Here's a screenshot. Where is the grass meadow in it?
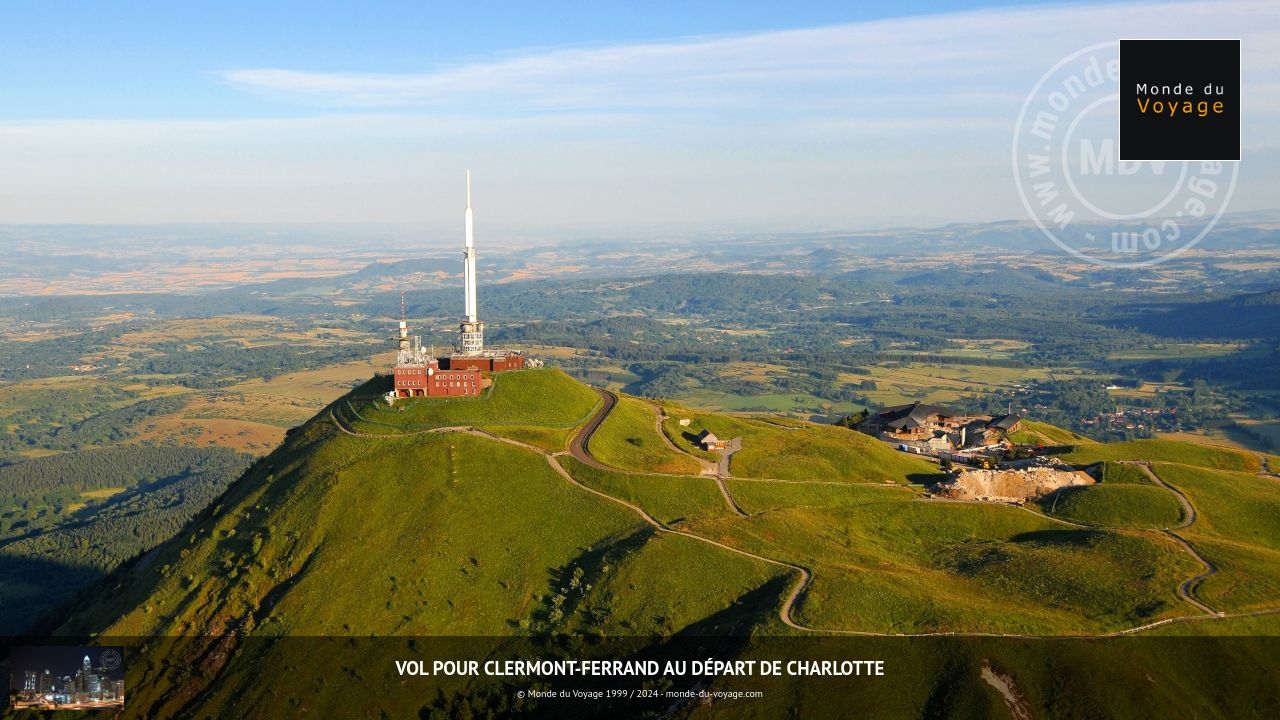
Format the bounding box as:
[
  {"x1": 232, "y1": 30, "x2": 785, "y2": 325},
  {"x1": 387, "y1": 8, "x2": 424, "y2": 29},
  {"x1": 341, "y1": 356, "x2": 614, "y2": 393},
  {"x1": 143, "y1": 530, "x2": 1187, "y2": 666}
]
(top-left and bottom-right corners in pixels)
[{"x1": 588, "y1": 396, "x2": 702, "y2": 475}]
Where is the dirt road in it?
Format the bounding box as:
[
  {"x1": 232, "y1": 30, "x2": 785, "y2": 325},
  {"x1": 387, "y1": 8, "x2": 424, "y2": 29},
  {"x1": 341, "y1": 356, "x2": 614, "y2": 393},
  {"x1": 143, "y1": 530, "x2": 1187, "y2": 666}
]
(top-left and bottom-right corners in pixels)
[{"x1": 1119, "y1": 461, "x2": 1220, "y2": 616}]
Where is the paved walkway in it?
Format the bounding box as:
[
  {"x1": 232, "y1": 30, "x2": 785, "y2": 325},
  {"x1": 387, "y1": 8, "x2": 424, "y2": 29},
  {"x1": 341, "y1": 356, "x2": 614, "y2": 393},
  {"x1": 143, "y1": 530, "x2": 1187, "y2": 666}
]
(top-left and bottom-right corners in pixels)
[
  {"x1": 714, "y1": 438, "x2": 749, "y2": 517},
  {"x1": 567, "y1": 388, "x2": 617, "y2": 471}
]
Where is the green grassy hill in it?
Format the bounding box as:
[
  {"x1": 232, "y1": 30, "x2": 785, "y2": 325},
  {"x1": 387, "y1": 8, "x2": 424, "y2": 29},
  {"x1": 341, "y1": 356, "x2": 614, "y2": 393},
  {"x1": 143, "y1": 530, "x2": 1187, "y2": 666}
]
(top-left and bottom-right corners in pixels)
[
  {"x1": 1063, "y1": 438, "x2": 1261, "y2": 472},
  {"x1": 703, "y1": 481, "x2": 1195, "y2": 634},
  {"x1": 1038, "y1": 484, "x2": 1186, "y2": 528},
  {"x1": 1010, "y1": 419, "x2": 1094, "y2": 445},
  {"x1": 341, "y1": 368, "x2": 599, "y2": 451},
  {"x1": 1099, "y1": 461, "x2": 1155, "y2": 484},
  {"x1": 35, "y1": 369, "x2": 1280, "y2": 718},
  {"x1": 588, "y1": 395, "x2": 702, "y2": 475},
  {"x1": 1152, "y1": 463, "x2": 1280, "y2": 612},
  {"x1": 661, "y1": 404, "x2": 940, "y2": 483}
]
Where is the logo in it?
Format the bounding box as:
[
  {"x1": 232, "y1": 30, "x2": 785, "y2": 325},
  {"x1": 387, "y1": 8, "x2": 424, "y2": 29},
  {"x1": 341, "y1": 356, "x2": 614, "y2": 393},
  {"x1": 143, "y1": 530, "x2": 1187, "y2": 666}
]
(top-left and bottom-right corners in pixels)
[
  {"x1": 1012, "y1": 42, "x2": 1238, "y2": 267},
  {"x1": 1119, "y1": 39, "x2": 1240, "y2": 161},
  {"x1": 99, "y1": 648, "x2": 122, "y2": 671}
]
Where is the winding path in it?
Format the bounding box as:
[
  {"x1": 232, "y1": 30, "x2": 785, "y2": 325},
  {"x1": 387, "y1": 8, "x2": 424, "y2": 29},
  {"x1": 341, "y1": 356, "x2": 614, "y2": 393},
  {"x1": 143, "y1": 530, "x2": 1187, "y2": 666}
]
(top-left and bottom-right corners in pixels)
[
  {"x1": 567, "y1": 388, "x2": 617, "y2": 471},
  {"x1": 714, "y1": 438, "x2": 749, "y2": 517},
  {"x1": 1118, "y1": 460, "x2": 1222, "y2": 616},
  {"x1": 628, "y1": 396, "x2": 746, "y2": 515},
  {"x1": 329, "y1": 395, "x2": 1277, "y2": 638}
]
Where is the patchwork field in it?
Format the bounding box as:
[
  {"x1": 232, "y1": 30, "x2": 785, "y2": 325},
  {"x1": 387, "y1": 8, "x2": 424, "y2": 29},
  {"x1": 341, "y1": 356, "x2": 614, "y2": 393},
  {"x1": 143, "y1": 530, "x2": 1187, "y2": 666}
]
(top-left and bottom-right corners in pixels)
[
  {"x1": 230, "y1": 352, "x2": 395, "y2": 405},
  {"x1": 133, "y1": 417, "x2": 286, "y2": 454},
  {"x1": 1105, "y1": 343, "x2": 1244, "y2": 361},
  {"x1": 842, "y1": 362, "x2": 1094, "y2": 407}
]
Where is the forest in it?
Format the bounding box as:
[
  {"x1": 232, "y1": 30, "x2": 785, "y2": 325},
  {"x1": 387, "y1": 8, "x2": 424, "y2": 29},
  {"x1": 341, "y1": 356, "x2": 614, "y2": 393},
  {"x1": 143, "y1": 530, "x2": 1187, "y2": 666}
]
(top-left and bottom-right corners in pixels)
[
  {"x1": 1, "y1": 395, "x2": 191, "y2": 455},
  {"x1": 0, "y1": 446, "x2": 250, "y2": 634}
]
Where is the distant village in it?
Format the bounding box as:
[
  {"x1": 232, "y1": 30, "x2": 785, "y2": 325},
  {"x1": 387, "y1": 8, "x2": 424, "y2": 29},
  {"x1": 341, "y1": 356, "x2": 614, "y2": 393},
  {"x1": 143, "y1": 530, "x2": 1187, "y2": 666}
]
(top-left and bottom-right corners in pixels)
[{"x1": 1079, "y1": 406, "x2": 1184, "y2": 434}]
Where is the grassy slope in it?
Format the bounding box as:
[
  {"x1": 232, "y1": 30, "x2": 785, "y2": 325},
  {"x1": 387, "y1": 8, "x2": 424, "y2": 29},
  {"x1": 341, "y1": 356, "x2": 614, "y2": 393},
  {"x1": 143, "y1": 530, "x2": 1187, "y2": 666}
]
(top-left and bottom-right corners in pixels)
[
  {"x1": 694, "y1": 482, "x2": 1197, "y2": 634},
  {"x1": 1154, "y1": 463, "x2": 1280, "y2": 611},
  {"x1": 1155, "y1": 464, "x2": 1280, "y2": 549},
  {"x1": 1038, "y1": 484, "x2": 1185, "y2": 529},
  {"x1": 1100, "y1": 461, "x2": 1154, "y2": 484},
  {"x1": 588, "y1": 395, "x2": 701, "y2": 474},
  {"x1": 479, "y1": 424, "x2": 574, "y2": 453},
  {"x1": 1141, "y1": 613, "x2": 1280, "y2": 635},
  {"x1": 662, "y1": 407, "x2": 940, "y2": 483},
  {"x1": 54, "y1": 402, "x2": 782, "y2": 718},
  {"x1": 561, "y1": 456, "x2": 729, "y2": 525},
  {"x1": 726, "y1": 480, "x2": 920, "y2": 515},
  {"x1": 1064, "y1": 439, "x2": 1260, "y2": 473},
  {"x1": 1013, "y1": 420, "x2": 1094, "y2": 445},
  {"x1": 60, "y1": 424, "x2": 777, "y2": 640}
]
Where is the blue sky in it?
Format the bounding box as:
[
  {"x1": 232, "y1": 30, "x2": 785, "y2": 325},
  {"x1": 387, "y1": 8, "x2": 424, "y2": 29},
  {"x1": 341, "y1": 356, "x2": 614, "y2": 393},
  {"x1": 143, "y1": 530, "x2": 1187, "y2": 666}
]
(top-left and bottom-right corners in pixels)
[
  {"x1": 1, "y1": 0, "x2": 1276, "y2": 233},
  {"x1": 2, "y1": 0, "x2": 1071, "y2": 120}
]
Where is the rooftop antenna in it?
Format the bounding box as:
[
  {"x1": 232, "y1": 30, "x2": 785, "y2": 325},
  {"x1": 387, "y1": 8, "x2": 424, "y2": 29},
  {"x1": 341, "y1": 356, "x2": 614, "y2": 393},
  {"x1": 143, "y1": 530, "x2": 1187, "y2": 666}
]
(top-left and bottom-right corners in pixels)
[{"x1": 396, "y1": 289, "x2": 410, "y2": 356}]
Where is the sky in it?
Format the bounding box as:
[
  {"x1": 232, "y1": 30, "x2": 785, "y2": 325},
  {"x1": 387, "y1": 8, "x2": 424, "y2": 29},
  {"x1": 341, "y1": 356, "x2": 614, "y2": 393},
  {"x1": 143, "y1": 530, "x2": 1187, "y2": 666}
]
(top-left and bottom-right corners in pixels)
[{"x1": 1, "y1": 0, "x2": 1278, "y2": 238}]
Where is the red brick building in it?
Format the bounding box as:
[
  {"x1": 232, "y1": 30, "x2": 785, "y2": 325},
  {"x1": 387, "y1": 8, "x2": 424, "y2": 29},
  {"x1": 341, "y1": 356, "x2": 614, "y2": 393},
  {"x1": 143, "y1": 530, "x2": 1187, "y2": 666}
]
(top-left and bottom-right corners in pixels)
[{"x1": 393, "y1": 360, "x2": 482, "y2": 398}]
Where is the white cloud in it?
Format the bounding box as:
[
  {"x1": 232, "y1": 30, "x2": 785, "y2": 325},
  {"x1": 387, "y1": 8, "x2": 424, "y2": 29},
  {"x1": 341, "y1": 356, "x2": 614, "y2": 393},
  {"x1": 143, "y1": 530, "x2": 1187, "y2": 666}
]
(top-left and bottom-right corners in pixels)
[
  {"x1": 220, "y1": 0, "x2": 1280, "y2": 117},
  {"x1": 2, "y1": 0, "x2": 1277, "y2": 228}
]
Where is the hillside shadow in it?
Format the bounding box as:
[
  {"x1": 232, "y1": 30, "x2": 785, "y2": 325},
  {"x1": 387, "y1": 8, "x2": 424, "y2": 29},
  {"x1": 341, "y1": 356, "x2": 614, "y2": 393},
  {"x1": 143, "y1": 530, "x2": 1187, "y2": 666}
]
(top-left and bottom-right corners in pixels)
[
  {"x1": 61, "y1": 468, "x2": 204, "y2": 529},
  {"x1": 0, "y1": 553, "x2": 103, "y2": 635},
  {"x1": 672, "y1": 574, "x2": 791, "y2": 637},
  {"x1": 535, "y1": 527, "x2": 656, "y2": 631},
  {"x1": 907, "y1": 471, "x2": 949, "y2": 487}
]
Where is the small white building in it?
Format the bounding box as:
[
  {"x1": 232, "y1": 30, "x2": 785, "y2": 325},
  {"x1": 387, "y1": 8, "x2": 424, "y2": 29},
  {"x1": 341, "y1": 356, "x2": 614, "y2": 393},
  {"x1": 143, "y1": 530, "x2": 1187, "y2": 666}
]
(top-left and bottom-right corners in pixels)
[{"x1": 696, "y1": 430, "x2": 727, "y2": 451}]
